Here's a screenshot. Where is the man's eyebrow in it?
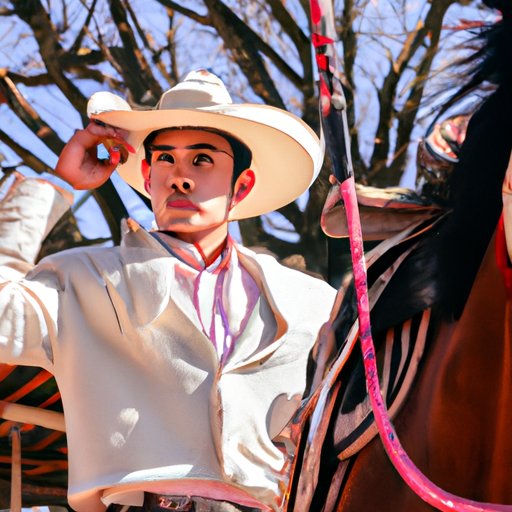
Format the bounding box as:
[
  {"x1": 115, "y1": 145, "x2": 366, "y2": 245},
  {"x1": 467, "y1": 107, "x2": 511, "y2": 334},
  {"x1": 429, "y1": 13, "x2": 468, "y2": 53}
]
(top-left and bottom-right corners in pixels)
[
  {"x1": 149, "y1": 143, "x2": 233, "y2": 157},
  {"x1": 186, "y1": 143, "x2": 222, "y2": 151},
  {"x1": 150, "y1": 143, "x2": 220, "y2": 151}
]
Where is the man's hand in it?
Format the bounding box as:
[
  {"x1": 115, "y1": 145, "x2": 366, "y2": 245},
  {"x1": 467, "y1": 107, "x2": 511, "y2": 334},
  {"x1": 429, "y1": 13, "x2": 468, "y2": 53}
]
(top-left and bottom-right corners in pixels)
[{"x1": 54, "y1": 121, "x2": 134, "y2": 190}]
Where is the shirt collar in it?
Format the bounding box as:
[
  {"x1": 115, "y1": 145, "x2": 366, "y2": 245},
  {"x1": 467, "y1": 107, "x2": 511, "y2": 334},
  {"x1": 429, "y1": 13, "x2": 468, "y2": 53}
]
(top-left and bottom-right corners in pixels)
[{"x1": 153, "y1": 231, "x2": 231, "y2": 271}]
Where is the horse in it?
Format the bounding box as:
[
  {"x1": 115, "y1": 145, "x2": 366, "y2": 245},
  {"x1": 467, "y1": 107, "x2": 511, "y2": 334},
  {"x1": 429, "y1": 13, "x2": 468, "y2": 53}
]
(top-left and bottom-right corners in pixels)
[
  {"x1": 285, "y1": 2, "x2": 512, "y2": 510},
  {"x1": 0, "y1": 4, "x2": 510, "y2": 512}
]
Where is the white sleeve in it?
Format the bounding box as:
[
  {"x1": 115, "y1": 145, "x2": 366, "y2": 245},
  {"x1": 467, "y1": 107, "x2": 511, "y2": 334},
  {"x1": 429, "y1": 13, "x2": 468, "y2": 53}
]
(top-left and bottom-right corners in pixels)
[
  {"x1": 0, "y1": 175, "x2": 71, "y2": 370},
  {"x1": 0, "y1": 276, "x2": 58, "y2": 370},
  {"x1": 0, "y1": 174, "x2": 72, "y2": 274}
]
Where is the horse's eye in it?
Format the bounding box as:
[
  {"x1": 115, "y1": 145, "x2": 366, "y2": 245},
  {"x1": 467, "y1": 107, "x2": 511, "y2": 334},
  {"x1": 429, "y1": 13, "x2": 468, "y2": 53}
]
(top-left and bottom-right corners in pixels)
[
  {"x1": 156, "y1": 153, "x2": 175, "y2": 164},
  {"x1": 193, "y1": 153, "x2": 213, "y2": 165}
]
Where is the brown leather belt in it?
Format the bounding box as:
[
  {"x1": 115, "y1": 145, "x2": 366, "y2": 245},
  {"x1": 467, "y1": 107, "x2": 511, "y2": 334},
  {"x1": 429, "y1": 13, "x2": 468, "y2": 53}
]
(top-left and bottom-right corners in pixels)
[
  {"x1": 107, "y1": 493, "x2": 261, "y2": 511},
  {"x1": 146, "y1": 494, "x2": 193, "y2": 510},
  {"x1": 107, "y1": 494, "x2": 192, "y2": 511}
]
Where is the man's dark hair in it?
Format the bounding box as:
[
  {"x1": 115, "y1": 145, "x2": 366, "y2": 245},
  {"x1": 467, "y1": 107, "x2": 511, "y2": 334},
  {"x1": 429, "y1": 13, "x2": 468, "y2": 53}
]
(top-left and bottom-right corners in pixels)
[{"x1": 143, "y1": 127, "x2": 252, "y2": 185}]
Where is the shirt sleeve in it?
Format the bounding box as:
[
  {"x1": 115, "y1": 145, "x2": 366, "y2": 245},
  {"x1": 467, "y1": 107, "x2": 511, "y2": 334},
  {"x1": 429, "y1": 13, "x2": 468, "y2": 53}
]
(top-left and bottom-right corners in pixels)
[
  {"x1": 0, "y1": 175, "x2": 71, "y2": 371},
  {"x1": 0, "y1": 275, "x2": 58, "y2": 370}
]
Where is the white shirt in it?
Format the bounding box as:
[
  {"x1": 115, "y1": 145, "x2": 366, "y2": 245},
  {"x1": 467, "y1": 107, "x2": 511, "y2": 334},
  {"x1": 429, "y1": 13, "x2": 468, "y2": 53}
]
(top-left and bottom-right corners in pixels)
[{"x1": 152, "y1": 232, "x2": 261, "y2": 361}]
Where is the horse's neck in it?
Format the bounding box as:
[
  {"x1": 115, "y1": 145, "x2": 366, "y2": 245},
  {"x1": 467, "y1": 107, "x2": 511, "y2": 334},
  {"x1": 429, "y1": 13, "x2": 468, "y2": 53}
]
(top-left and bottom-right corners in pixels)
[
  {"x1": 434, "y1": 232, "x2": 509, "y2": 369},
  {"x1": 426, "y1": 232, "x2": 512, "y2": 499}
]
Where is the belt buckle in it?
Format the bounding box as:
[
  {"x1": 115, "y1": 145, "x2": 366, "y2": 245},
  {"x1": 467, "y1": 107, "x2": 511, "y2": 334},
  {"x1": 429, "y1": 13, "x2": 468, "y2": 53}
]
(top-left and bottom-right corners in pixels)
[{"x1": 157, "y1": 496, "x2": 193, "y2": 511}]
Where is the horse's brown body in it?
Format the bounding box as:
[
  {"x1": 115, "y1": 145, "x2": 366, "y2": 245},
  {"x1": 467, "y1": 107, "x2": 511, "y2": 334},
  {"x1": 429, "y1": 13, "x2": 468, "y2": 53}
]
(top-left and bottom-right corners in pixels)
[{"x1": 338, "y1": 236, "x2": 512, "y2": 511}]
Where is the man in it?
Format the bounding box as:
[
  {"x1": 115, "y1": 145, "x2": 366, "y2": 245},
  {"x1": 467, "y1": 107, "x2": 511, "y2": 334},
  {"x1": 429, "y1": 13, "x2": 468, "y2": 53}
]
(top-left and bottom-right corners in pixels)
[{"x1": 0, "y1": 70, "x2": 336, "y2": 512}]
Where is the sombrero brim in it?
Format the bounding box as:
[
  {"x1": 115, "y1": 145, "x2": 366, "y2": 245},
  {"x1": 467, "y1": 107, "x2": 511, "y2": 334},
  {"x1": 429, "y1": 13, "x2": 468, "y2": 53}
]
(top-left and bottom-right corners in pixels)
[{"x1": 96, "y1": 104, "x2": 323, "y2": 220}]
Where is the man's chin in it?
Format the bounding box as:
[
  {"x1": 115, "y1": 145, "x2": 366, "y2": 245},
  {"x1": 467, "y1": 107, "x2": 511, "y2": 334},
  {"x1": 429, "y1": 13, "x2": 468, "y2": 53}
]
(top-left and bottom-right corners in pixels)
[
  {"x1": 154, "y1": 211, "x2": 195, "y2": 229},
  {"x1": 156, "y1": 221, "x2": 193, "y2": 233},
  {"x1": 156, "y1": 217, "x2": 220, "y2": 235}
]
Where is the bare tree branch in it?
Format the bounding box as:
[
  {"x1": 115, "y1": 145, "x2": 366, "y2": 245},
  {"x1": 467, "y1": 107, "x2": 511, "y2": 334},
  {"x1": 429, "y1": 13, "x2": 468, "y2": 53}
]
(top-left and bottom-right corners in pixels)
[
  {"x1": 155, "y1": 0, "x2": 209, "y2": 25},
  {"x1": 389, "y1": 33, "x2": 445, "y2": 182},
  {"x1": 5, "y1": 51, "x2": 110, "y2": 89},
  {"x1": 339, "y1": 0, "x2": 366, "y2": 179},
  {"x1": 60, "y1": 0, "x2": 70, "y2": 33},
  {"x1": 263, "y1": 1, "x2": 315, "y2": 124},
  {"x1": 297, "y1": 0, "x2": 310, "y2": 21},
  {"x1": 166, "y1": 9, "x2": 180, "y2": 83},
  {"x1": 368, "y1": 0, "x2": 457, "y2": 185},
  {"x1": 108, "y1": 0, "x2": 163, "y2": 104},
  {"x1": 202, "y1": 0, "x2": 286, "y2": 109},
  {"x1": 163, "y1": 0, "x2": 303, "y2": 99},
  {"x1": 82, "y1": 23, "x2": 127, "y2": 81},
  {"x1": 123, "y1": 0, "x2": 174, "y2": 86},
  {"x1": 0, "y1": 72, "x2": 65, "y2": 153},
  {"x1": 69, "y1": 0, "x2": 99, "y2": 54},
  {"x1": 12, "y1": 0, "x2": 89, "y2": 122},
  {"x1": 251, "y1": 33, "x2": 304, "y2": 91},
  {"x1": 3, "y1": 70, "x2": 53, "y2": 86},
  {"x1": 0, "y1": 129, "x2": 54, "y2": 175},
  {"x1": 231, "y1": 2, "x2": 307, "y2": 91},
  {"x1": 266, "y1": 0, "x2": 310, "y2": 53}
]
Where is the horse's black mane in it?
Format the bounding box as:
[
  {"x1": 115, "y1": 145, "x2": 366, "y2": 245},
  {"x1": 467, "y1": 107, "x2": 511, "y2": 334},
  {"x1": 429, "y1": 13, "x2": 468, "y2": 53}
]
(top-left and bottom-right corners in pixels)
[
  {"x1": 438, "y1": 0, "x2": 512, "y2": 120},
  {"x1": 369, "y1": 0, "x2": 512, "y2": 327}
]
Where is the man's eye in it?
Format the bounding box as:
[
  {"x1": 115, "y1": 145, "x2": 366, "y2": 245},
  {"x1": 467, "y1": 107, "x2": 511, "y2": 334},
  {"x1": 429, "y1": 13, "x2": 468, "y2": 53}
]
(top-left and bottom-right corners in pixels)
[
  {"x1": 156, "y1": 153, "x2": 174, "y2": 163},
  {"x1": 193, "y1": 153, "x2": 213, "y2": 165}
]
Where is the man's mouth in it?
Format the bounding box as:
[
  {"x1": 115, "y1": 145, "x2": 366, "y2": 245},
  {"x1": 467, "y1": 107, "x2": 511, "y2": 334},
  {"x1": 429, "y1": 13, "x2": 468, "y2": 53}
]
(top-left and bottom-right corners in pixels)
[{"x1": 166, "y1": 199, "x2": 198, "y2": 210}]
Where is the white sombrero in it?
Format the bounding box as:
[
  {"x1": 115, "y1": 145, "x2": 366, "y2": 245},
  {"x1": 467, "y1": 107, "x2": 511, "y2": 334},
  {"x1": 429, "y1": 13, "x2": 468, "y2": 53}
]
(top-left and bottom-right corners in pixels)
[{"x1": 87, "y1": 69, "x2": 324, "y2": 220}]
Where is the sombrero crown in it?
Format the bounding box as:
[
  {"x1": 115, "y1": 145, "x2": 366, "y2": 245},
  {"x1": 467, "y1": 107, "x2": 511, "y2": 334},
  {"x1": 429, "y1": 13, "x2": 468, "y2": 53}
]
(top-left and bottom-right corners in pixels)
[{"x1": 88, "y1": 69, "x2": 324, "y2": 220}]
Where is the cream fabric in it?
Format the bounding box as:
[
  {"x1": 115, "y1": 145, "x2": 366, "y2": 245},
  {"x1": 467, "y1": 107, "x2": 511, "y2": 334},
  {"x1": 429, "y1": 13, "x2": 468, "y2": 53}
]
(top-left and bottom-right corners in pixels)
[
  {"x1": 0, "y1": 181, "x2": 336, "y2": 512},
  {"x1": 150, "y1": 232, "x2": 264, "y2": 361},
  {"x1": 0, "y1": 176, "x2": 70, "y2": 276}
]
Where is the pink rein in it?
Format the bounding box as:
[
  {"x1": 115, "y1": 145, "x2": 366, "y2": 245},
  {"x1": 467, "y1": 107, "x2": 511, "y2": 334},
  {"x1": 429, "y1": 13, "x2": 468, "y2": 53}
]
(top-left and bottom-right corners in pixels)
[{"x1": 341, "y1": 176, "x2": 512, "y2": 511}]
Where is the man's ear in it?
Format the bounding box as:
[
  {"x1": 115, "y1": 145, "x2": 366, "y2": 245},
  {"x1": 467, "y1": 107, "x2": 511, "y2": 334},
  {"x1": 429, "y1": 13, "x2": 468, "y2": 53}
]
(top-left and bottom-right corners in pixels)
[
  {"x1": 230, "y1": 169, "x2": 255, "y2": 211},
  {"x1": 142, "y1": 160, "x2": 151, "y2": 195}
]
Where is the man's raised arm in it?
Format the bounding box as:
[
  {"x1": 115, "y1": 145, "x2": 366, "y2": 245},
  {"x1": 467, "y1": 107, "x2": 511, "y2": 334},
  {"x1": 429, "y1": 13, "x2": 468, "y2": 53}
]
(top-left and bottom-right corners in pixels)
[{"x1": 0, "y1": 174, "x2": 71, "y2": 369}]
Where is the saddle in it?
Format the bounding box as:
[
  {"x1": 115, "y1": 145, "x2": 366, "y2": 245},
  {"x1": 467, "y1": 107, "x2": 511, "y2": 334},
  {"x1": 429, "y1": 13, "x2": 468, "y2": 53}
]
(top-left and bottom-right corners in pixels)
[
  {"x1": 283, "y1": 210, "x2": 449, "y2": 512},
  {"x1": 293, "y1": 203, "x2": 449, "y2": 473}
]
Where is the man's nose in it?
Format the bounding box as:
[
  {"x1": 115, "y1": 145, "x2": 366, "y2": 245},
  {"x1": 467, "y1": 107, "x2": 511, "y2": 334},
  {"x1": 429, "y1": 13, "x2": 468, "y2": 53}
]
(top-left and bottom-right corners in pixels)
[{"x1": 168, "y1": 176, "x2": 195, "y2": 193}]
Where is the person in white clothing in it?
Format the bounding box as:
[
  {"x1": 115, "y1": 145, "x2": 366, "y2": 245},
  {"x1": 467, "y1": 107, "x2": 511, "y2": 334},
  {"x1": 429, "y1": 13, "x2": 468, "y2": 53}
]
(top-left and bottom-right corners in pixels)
[{"x1": 0, "y1": 70, "x2": 336, "y2": 512}]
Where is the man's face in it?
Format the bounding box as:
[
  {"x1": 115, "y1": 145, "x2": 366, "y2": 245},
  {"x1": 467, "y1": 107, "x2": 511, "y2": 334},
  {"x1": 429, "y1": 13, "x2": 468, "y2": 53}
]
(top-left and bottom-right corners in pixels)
[{"x1": 146, "y1": 129, "x2": 235, "y2": 242}]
